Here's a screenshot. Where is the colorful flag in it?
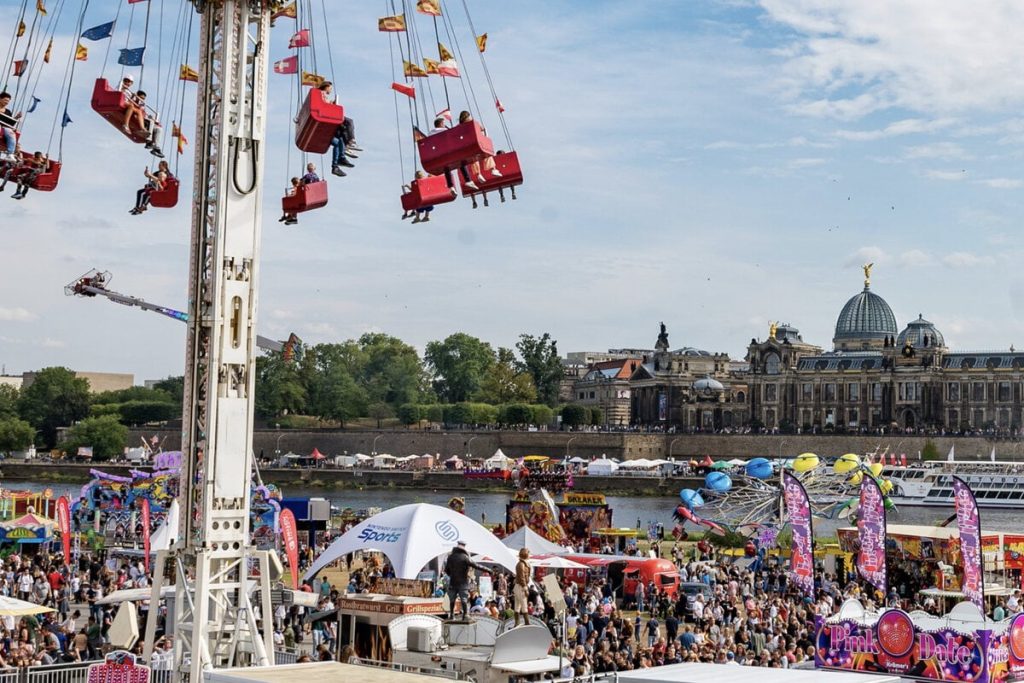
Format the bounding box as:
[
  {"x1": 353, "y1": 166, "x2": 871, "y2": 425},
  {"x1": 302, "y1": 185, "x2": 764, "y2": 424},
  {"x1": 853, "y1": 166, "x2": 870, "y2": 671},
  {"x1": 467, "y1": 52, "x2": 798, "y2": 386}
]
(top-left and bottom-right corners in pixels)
[
  {"x1": 43, "y1": 39, "x2": 52, "y2": 64},
  {"x1": 438, "y1": 42, "x2": 454, "y2": 61},
  {"x1": 857, "y1": 474, "x2": 887, "y2": 597},
  {"x1": 952, "y1": 476, "x2": 984, "y2": 611},
  {"x1": 416, "y1": 0, "x2": 441, "y2": 16},
  {"x1": 422, "y1": 57, "x2": 439, "y2": 75},
  {"x1": 172, "y1": 122, "x2": 188, "y2": 154},
  {"x1": 412, "y1": 126, "x2": 426, "y2": 142},
  {"x1": 179, "y1": 64, "x2": 198, "y2": 82},
  {"x1": 141, "y1": 499, "x2": 151, "y2": 572},
  {"x1": 118, "y1": 47, "x2": 145, "y2": 66},
  {"x1": 273, "y1": 55, "x2": 298, "y2": 74},
  {"x1": 27, "y1": 96, "x2": 40, "y2": 113},
  {"x1": 437, "y1": 59, "x2": 459, "y2": 78},
  {"x1": 288, "y1": 28, "x2": 309, "y2": 48},
  {"x1": 127, "y1": 0, "x2": 148, "y2": 3},
  {"x1": 280, "y1": 509, "x2": 298, "y2": 590},
  {"x1": 56, "y1": 496, "x2": 71, "y2": 566},
  {"x1": 301, "y1": 70, "x2": 324, "y2": 87},
  {"x1": 75, "y1": 44, "x2": 88, "y2": 61},
  {"x1": 391, "y1": 81, "x2": 415, "y2": 99},
  {"x1": 272, "y1": 1, "x2": 296, "y2": 20},
  {"x1": 17, "y1": 21, "x2": 25, "y2": 38},
  {"x1": 36, "y1": 0, "x2": 46, "y2": 16},
  {"x1": 81, "y1": 21, "x2": 115, "y2": 40},
  {"x1": 475, "y1": 33, "x2": 487, "y2": 52},
  {"x1": 436, "y1": 108, "x2": 452, "y2": 123},
  {"x1": 403, "y1": 60, "x2": 427, "y2": 78},
  {"x1": 12, "y1": 60, "x2": 28, "y2": 77},
  {"x1": 495, "y1": 98, "x2": 505, "y2": 113},
  {"x1": 61, "y1": 109, "x2": 71, "y2": 127},
  {"x1": 782, "y1": 471, "x2": 815, "y2": 600},
  {"x1": 378, "y1": 14, "x2": 406, "y2": 31}
]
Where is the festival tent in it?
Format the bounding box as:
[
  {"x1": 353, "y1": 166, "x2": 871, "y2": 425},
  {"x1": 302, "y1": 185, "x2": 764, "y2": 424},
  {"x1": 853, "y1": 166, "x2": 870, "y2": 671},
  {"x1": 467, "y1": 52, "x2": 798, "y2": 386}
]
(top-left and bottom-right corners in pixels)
[
  {"x1": 529, "y1": 556, "x2": 588, "y2": 570},
  {"x1": 568, "y1": 456, "x2": 589, "y2": 465},
  {"x1": 0, "y1": 595, "x2": 53, "y2": 616},
  {"x1": 587, "y1": 458, "x2": 619, "y2": 476},
  {"x1": 354, "y1": 453, "x2": 372, "y2": 461},
  {"x1": 373, "y1": 454, "x2": 397, "y2": 469},
  {"x1": 484, "y1": 450, "x2": 514, "y2": 470},
  {"x1": 445, "y1": 455, "x2": 464, "y2": 470},
  {"x1": 0, "y1": 513, "x2": 55, "y2": 544},
  {"x1": 310, "y1": 448, "x2": 327, "y2": 460},
  {"x1": 303, "y1": 503, "x2": 517, "y2": 580},
  {"x1": 619, "y1": 459, "x2": 655, "y2": 469},
  {"x1": 502, "y1": 525, "x2": 570, "y2": 555},
  {"x1": 150, "y1": 500, "x2": 180, "y2": 552}
]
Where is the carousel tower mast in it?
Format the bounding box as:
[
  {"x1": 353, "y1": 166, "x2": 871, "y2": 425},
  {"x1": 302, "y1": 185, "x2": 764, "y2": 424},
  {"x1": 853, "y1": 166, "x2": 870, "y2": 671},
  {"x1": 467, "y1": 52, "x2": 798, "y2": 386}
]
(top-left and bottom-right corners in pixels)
[{"x1": 144, "y1": 1, "x2": 274, "y2": 680}]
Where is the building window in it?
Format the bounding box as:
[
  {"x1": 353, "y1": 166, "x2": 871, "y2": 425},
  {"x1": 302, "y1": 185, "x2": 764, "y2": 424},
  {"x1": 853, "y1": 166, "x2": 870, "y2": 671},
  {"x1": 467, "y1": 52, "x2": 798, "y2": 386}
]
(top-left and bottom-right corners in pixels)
[
  {"x1": 765, "y1": 384, "x2": 777, "y2": 402},
  {"x1": 764, "y1": 409, "x2": 776, "y2": 428},
  {"x1": 1000, "y1": 409, "x2": 1011, "y2": 427},
  {"x1": 973, "y1": 408, "x2": 985, "y2": 426},
  {"x1": 999, "y1": 381, "x2": 1011, "y2": 402},
  {"x1": 824, "y1": 383, "x2": 836, "y2": 401},
  {"x1": 948, "y1": 382, "x2": 960, "y2": 402},
  {"x1": 848, "y1": 408, "x2": 859, "y2": 427},
  {"x1": 871, "y1": 383, "x2": 882, "y2": 402},
  {"x1": 948, "y1": 409, "x2": 959, "y2": 427},
  {"x1": 578, "y1": 392, "x2": 584, "y2": 400},
  {"x1": 899, "y1": 383, "x2": 920, "y2": 401},
  {"x1": 847, "y1": 383, "x2": 860, "y2": 401},
  {"x1": 802, "y1": 383, "x2": 812, "y2": 402},
  {"x1": 736, "y1": 391, "x2": 745, "y2": 403},
  {"x1": 589, "y1": 391, "x2": 595, "y2": 399},
  {"x1": 764, "y1": 353, "x2": 781, "y2": 375},
  {"x1": 973, "y1": 382, "x2": 985, "y2": 402}
]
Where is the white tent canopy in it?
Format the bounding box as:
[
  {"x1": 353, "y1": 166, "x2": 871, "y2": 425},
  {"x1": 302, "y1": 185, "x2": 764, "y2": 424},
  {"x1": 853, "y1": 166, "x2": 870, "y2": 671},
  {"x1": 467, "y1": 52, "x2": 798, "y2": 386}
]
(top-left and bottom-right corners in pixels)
[
  {"x1": 304, "y1": 504, "x2": 517, "y2": 580},
  {"x1": 150, "y1": 500, "x2": 180, "y2": 553},
  {"x1": 484, "y1": 451, "x2": 514, "y2": 470},
  {"x1": 529, "y1": 556, "x2": 587, "y2": 570},
  {"x1": 587, "y1": 458, "x2": 618, "y2": 476},
  {"x1": 568, "y1": 456, "x2": 589, "y2": 464},
  {"x1": 501, "y1": 525, "x2": 570, "y2": 555},
  {"x1": 619, "y1": 458, "x2": 655, "y2": 469}
]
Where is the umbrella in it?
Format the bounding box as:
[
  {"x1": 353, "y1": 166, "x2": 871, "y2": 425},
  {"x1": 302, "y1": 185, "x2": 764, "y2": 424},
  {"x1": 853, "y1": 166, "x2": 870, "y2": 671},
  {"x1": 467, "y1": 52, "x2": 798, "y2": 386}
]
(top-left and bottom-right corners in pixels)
[
  {"x1": 529, "y1": 556, "x2": 587, "y2": 570},
  {"x1": 0, "y1": 595, "x2": 53, "y2": 616},
  {"x1": 304, "y1": 503, "x2": 517, "y2": 580}
]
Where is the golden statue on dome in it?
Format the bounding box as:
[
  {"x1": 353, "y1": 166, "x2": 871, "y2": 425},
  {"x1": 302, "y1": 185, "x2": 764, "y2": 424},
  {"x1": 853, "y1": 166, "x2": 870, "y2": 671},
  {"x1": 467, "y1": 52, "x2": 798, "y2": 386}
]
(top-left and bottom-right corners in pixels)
[
  {"x1": 863, "y1": 262, "x2": 873, "y2": 288},
  {"x1": 769, "y1": 321, "x2": 778, "y2": 340}
]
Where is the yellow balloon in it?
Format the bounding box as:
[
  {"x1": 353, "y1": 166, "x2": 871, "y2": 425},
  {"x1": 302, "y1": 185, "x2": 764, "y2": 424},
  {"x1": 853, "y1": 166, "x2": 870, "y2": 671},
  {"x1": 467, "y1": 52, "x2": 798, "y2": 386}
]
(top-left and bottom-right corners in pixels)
[
  {"x1": 869, "y1": 462, "x2": 884, "y2": 477},
  {"x1": 833, "y1": 453, "x2": 861, "y2": 475},
  {"x1": 880, "y1": 480, "x2": 893, "y2": 494},
  {"x1": 849, "y1": 471, "x2": 863, "y2": 485},
  {"x1": 793, "y1": 453, "x2": 819, "y2": 473}
]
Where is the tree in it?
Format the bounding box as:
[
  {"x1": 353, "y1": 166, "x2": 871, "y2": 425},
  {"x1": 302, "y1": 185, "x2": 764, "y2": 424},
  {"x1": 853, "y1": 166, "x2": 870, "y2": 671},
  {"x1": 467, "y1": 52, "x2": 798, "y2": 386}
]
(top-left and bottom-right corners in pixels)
[
  {"x1": 0, "y1": 418, "x2": 35, "y2": 455},
  {"x1": 476, "y1": 347, "x2": 536, "y2": 404},
  {"x1": 560, "y1": 403, "x2": 588, "y2": 428},
  {"x1": 424, "y1": 404, "x2": 445, "y2": 423},
  {"x1": 152, "y1": 376, "x2": 185, "y2": 404},
  {"x1": 588, "y1": 407, "x2": 604, "y2": 426},
  {"x1": 503, "y1": 403, "x2": 533, "y2": 426},
  {"x1": 398, "y1": 403, "x2": 423, "y2": 425},
  {"x1": 59, "y1": 415, "x2": 128, "y2": 462},
  {"x1": 310, "y1": 367, "x2": 367, "y2": 426},
  {"x1": 0, "y1": 385, "x2": 18, "y2": 419},
  {"x1": 425, "y1": 333, "x2": 495, "y2": 404},
  {"x1": 516, "y1": 333, "x2": 564, "y2": 406},
  {"x1": 922, "y1": 439, "x2": 940, "y2": 461},
  {"x1": 255, "y1": 355, "x2": 307, "y2": 418},
  {"x1": 531, "y1": 404, "x2": 554, "y2": 426},
  {"x1": 92, "y1": 386, "x2": 175, "y2": 405},
  {"x1": 471, "y1": 403, "x2": 498, "y2": 425},
  {"x1": 368, "y1": 402, "x2": 395, "y2": 428},
  {"x1": 116, "y1": 401, "x2": 180, "y2": 426},
  {"x1": 357, "y1": 333, "x2": 431, "y2": 406},
  {"x1": 18, "y1": 367, "x2": 91, "y2": 447}
]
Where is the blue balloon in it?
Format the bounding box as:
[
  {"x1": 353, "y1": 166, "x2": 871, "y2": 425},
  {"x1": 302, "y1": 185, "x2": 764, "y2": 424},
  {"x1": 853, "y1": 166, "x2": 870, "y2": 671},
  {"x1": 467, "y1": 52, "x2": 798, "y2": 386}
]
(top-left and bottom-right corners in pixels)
[
  {"x1": 704, "y1": 471, "x2": 732, "y2": 492},
  {"x1": 745, "y1": 457, "x2": 773, "y2": 480},
  {"x1": 679, "y1": 488, "x2": 705, "y2": 509}
]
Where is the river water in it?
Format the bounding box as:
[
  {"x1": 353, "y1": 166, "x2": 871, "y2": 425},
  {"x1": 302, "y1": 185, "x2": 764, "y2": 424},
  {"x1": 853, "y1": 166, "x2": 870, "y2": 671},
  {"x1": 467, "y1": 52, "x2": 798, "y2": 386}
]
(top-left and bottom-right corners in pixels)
[{"x1": 12, "y1": 478, "x2": 1024, "y2": 535}]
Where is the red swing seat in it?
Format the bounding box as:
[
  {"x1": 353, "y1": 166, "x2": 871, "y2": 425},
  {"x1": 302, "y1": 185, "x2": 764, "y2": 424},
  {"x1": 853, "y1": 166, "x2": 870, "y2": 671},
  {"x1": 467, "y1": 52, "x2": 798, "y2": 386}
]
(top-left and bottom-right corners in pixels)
[
  {"x1": 459, "y1": 151, "x2": 524, "y2": 199},
  {"x1": 282, "y1": 180, "x2": 329, "y2": 214},
  {"x1": 12, "y1": 151, "x2": 61, "y2": 192},
  {"x1": 401, "y1": 174, "x2": 456, "y2": 212},
  {"x1": 295, "y1": 88, "x2": 344, "y2": 155},
  {"x1": 417, "y1": 121, "x2": 494, "y2": 175},
  {"x1": 148, "y1": 177, "x2": 180, "y2": 208},
  {"x1": 90, "y1": 78, "x2": 155, "y2": 144}
]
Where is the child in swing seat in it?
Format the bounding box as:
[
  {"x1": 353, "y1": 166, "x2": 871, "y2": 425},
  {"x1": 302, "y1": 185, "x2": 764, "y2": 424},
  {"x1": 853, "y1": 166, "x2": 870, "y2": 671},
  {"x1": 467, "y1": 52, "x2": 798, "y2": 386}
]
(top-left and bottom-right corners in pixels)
[
  {"x1": 280, "y1": 177, "x2": 301, "y2": 225},
  {"x1": 401, "y1": 170, "x2": 434, "y2": 223}
]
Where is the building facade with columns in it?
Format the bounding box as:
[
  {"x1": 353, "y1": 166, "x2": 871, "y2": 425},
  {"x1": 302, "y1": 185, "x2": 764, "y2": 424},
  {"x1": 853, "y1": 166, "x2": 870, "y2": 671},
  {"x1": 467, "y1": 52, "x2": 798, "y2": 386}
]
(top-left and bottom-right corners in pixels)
[{"x1": 746, "y1": 267, "x2": 1024, "y2": 432}]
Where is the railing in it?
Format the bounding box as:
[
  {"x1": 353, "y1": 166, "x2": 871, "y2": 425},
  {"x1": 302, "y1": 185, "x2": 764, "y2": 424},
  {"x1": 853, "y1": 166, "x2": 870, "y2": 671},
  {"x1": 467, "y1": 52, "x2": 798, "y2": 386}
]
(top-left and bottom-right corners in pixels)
[
  {"x1": 24, "y1": 661, "x2": 91, "y2": 683},
  {"x1": 274, "y1": 650, "x2": 300, "y2": 665},
  {"x1": 357, "y1": 658, "x2": 463, "y2": 680}
]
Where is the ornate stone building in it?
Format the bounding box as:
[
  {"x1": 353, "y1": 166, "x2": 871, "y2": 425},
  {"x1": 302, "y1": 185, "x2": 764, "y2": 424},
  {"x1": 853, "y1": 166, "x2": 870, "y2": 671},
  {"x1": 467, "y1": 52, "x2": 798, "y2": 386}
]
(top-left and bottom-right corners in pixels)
[{"x1": 746, "y1": 266, "x2": 1024, "y2": 432}]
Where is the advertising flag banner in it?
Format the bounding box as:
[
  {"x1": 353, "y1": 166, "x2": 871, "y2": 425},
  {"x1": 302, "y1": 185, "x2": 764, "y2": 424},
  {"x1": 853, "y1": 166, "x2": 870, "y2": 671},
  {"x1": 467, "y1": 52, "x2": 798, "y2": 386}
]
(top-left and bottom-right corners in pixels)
[
  {"x1": 953, "y1": 475, "x2": 984, "y2": 611},
  {"x1": 280, "y1": 509, "x2": 299, "y2": 589},
  {"x1": 857, "y1": 474, "x2": 887, "y2": 596},
  {"x1": 378, "y1": 14, "x2": 406, "y2": 31},
  {"x1": 56, "y1": 496, "x2": 71, "y2": 565},
  {"x1": 141, "y1": 499, "x2": 151, "y2": 572},
  {"x1": 782, "y1": 470, "x2": 814, "y2": 599}
]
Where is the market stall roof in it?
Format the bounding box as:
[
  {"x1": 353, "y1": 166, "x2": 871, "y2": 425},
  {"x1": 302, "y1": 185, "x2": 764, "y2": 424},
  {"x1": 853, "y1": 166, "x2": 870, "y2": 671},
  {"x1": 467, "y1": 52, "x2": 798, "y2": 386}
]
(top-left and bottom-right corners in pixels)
[
  {"x1": 501, "y1": 526, "x2": 570, "y2": 555},
  {"x1": 310, "y1": 448, "x2": 326, "y2": 460},
  {"x1": 304, "y1": 503, "x2": 517, "y2": 580},
  {"x1": 0, "y1": 595, "x2": 54, "y2": 616}
]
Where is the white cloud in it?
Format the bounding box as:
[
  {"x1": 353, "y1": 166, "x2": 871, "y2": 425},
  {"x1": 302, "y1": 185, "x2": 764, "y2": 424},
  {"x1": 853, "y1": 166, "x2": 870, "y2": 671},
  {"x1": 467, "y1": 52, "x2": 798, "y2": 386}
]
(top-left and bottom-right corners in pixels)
[
  {"x1": 0, "y1": 307, "x2": 36, "y2": 322},
  {"x1": 844, "y1": 246, "x2": 887, "y2": 267},
  {"x1": 903, "y1": 142, "x2": 970, "y2": 160},
  {"x1": 942, "y1": 252, "x2": 995, "y2": 268},
  {"x1": 789, "y1": 157, "x2": 827, "y2": 168},
  {"x1": 898, "y1": 250, "x2": 933, "y2": 267},
  {"x1": 835, "y1": 118, "x2": 956, "y2": 141},
  {"x1": 977, "y1": 178, "x2": 1024, "y2": 189},
  {"x1": 924, "y1": 169, "x2": 968, "y2": 181}
]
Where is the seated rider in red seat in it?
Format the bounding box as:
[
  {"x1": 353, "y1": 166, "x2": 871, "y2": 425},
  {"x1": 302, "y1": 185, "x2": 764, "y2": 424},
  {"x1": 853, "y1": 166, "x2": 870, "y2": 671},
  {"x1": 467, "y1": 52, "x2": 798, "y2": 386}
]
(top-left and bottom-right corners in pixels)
[
  {"x1": 401, "y1": 170, "x2": 434, "y2": 223},
  {"x1": 429, "y1": 117, "x2": 477, "y2": 193},
  {"x1": 0, "y1": 91, "x2": 22, "y2": 163},
  {"x1": 129, "y1": 166, "x2": 167, "y2": 215},
  {"x1": 120, "y1": 76, "x2": 164, "y2": 158},
  {"x1": 279, "y1": 176, "x2": 301, "y2": 225}
]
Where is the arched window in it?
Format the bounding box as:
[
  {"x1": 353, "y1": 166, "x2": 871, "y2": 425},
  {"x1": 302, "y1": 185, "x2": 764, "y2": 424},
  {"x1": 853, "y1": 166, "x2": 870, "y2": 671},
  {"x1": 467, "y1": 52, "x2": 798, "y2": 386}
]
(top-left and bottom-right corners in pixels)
[
  {"x1": 736, "y1": 391, "x2": 746, "y2": 403},
  {"x1": 764, "y1": 353, "x2": 781, "y2": 375}
]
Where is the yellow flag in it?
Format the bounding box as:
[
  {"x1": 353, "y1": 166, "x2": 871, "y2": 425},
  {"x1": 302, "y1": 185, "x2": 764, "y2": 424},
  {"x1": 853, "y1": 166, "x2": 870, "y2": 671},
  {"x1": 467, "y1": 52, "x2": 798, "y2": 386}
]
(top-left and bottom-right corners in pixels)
[
  {"x1": 416, "y1": 0, "x2": 440, "y2": 16},
  {"x1": 271, "y1": 1, "x2": 296, "y2": 20},
  {"x1": 378, "y1": 14, "x2": 406, "y2": 32},
  {"x1": 179, "y1": 64, "x2": 199, "y2": 82},
  {"x1": 36, "y1": 0, "x2": 46, "y2": 16},
  {"x1": 43, "y1": 38, "x2": 52, "y2": 64},
  {"x1": 438, "y1": 42, "x2": 454, "y2": 62},
  {"x1": 172, "y1": 122, "x2": 188, "y2": 155},
  {"x1": 75, "y1": 43, "x2": 88, "y2": 61},
  {"x1": 403, "y1": 60, "x2": 427, "y2": 78},
  {"x1": 422, "y1": 57, "x2": 439, "y2": 75},
  {"x1": 17, "y1": 21, "x2": 25, "y2": 38},
  {"x1": 301, "y1": 70, "x2": 325, "y2": 87},
  {"x1": 475, "y1": 33, "x2": 487, "y2": 53}
]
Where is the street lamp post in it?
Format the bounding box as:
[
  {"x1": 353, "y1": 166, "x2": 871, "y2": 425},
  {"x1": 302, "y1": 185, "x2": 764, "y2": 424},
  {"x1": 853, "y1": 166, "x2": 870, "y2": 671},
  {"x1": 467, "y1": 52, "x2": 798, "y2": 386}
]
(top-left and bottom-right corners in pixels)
[
  {"x1": 777, "y1": 439, "x2": 787, "y2": 460},
  {"x1": 275, "y1": 433, "x2": 285, "y2": 458},
  {"x1": 466, "y1": 436, "x2": 479, "y2": 457},
  {"x1": 565, "y1": 435, "x2": 578, "y2": 458},
  {"x1": 372, "y1": 434, "x2": 383, "y2": 456},
  {"x1": 668, "y1": 437, "x2": 682, "y2": 460}
]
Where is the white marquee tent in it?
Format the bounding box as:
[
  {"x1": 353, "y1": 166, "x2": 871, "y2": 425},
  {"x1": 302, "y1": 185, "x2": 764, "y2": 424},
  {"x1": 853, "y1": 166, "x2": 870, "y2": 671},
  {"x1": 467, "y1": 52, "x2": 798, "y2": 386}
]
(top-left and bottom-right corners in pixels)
[
  {"x1": 484, "y1": 449, "x2": 514, "y2": 470},
  {"x1": 501, "y1": 525, "x2": 570, "y2": 555},
  {"x1": 303, "y1": 504, "x2": 517, "y2": 580},
  {"x1": 587, "y1": 458, "x2": 619, "y2": 476}
]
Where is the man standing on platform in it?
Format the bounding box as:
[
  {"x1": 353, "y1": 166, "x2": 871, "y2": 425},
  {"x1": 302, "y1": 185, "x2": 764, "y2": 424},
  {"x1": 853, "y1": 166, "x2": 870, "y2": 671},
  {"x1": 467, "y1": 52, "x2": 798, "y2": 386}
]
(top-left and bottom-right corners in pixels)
[
  {"x1": 444, "y1": 540, "x2": 487, "y2": 621},
  {"x1": 514, "y1": 548, "x2": 531, "y2": 627}
]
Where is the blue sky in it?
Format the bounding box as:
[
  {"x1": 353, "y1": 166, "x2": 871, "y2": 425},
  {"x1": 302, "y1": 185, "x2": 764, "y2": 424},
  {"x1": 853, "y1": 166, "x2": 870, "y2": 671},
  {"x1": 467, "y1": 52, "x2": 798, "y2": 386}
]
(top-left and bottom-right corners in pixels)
[{"x1": 3, "y1": 0, "x2": 1024, "y2": 382}]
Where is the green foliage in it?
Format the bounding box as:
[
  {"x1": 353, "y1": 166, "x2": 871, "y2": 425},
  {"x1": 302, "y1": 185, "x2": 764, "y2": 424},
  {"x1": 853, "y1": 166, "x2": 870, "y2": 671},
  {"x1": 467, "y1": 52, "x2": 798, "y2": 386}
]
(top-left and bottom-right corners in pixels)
[
  {"x1": 516, "y1": 333, "x2": 564, "y2": 406},
  {"x1": 447, "y1": 402, "x2": 474, "y2": 426},
  {"x1": 59, "y1": 415, "x2": 128, "y2": 462},
  {"x1": 503, "y1": 403, "x2": 533, "y2": 426},
  {"x1": 89, "y1": 403, "x2": 121, "y2": 418},
  {"x1": 92, "y1": 386, "x2": 174, "y2": 405},
  {"x1": 152, "y1": 376, "x2": 185, "y2": 404},
  {"x1": 473, "y1": 403, "x2": 498, "y2": 425},
  {"x1": 424, "y1": 333, "x2": 495, "y2": 404},
  {"x1": 368, "y1": 402, "x2": 395, "y2": 427},
  {"x1": 0, "y1": 385, "x2": 18, "y2": 420},
  {"x1": 0, "y1": 418, "x2": 35, "y2": 455},
  {"x1": 17, "y1": 367, "x2": 91, "y2": 448},
  {"x1": 255, "y1": 354, "x2": 308, "y2": 418},
  {"x1": 310, "y1": 366, "x2": 367, "y2": 426},
  {"x1": 476, "y1": 347, "x2": 536, "y2": 404},
  {"x1": 116, "y1": 401, "x2": 179, "y2": 426},
  {"x1": 588, "y1": 407, "x2": 604, "y2": 426},
  {"x1": 397, "y1": 403, "x2": 423, "y2": 425},
  {"x1": 704, "y1": 529, "x2": 748, "y2": 549},
  {"x1": 530, "y1": 404, "x2": 554, "y2": 426},
  {"x1": 560, "y1": 403, "x2": 588, "y2": 428},
  {"x1": 424, "y1": 404, "x2": 445, "y2": 423},
  {"x1": 921, "y1": 439, "x2": 940, "y2": 461}
]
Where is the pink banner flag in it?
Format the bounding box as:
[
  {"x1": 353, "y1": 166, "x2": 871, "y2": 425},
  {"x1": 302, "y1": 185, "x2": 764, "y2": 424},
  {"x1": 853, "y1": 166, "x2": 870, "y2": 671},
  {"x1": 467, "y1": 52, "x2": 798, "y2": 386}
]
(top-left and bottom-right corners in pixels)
[
  {"x1": 952, "y1": 476, "x2": 984, "y2": 611},
  {"x1": 857, "y1": 475, "x2": 887, "y2": 597},
  {"x1": 280, "y1": 509, "x2": 299, "y2": 590},
  {"x1": 141, "y1": 498, "x2": 151, "y2": 572},
  {"x1": 56, "y1": 496, "x2": 71, "y2": 565},
  {"x1": 782, "y1": 470, "x2": 814, "y2": 599}
]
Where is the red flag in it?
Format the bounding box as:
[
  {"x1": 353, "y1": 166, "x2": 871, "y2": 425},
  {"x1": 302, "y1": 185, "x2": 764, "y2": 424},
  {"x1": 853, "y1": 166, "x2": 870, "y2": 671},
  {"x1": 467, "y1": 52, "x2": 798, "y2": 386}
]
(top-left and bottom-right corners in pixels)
[
  {"x1": 391, "y1": 81, "x2": 415, "y2": 99},
  {"x1": 280, "y1": 509, "x2": 299, "y2": 590},
  {"x1": 128, "y1": 0, "x2": 147, "y2": 3},
  {"x1": 273, "y1": 55, "x2": 298, "y2": 74},
  {"x1": 12, "y1": 60, "x2": 28, "y2": 77},
  {"x1": 437, "y1": 59, "x2": 460, "y2": 78},
  {"x1": 56, "y1": 496, "x2": 71, "y2": 566},
  {"x1": 141, "y1": 499, "x2": 151, "y2": 572},
  {"x1": 288, "y1": 28, "x2": 310, "y2": 49},
  {"x1": 495, "y1": 98, "x2": 505, "y2": 113}
]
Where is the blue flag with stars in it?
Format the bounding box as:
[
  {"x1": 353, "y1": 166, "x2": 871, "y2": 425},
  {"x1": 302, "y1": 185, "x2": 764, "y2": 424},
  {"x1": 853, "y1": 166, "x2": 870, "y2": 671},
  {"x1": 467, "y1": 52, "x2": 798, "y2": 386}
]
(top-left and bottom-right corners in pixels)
[
  {"x1": 81, "y1": 21, "x2": 115, "y2": 41},
  {"x1": 27, "y1": 96, "x2": 40, "y2": 113},
  {"x1": 61, "y1": 110, "x2": 72, "y2": 127},
  {"x1": 117, "y1": 47, "x2": 145, "y2": 67}
]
